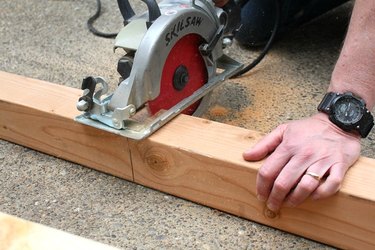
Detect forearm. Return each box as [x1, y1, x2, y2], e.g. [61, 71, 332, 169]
[330, 0, 375, 109]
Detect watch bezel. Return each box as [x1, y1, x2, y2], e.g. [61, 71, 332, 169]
[328, 92, 366, 132]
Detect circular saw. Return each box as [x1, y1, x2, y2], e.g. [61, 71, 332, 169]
[76, 0, 243, 140]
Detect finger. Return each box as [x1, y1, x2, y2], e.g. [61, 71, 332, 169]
[311, 164, 346, 200]
[256, 145, 292, 204]
[243, 124, 287, 161]
[284, 174, 320, 207]
[264, 156, 310, 212]
[285, 164, 331, 207]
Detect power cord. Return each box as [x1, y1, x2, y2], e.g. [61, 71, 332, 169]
[231, 0, 280, 77]
[87, 0, 118, 38]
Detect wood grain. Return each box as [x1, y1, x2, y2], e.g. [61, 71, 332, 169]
[0, 71, 133, 180]
[0, 212, 119, 250]
[130, 115, 375, 250]
[1, 71, 375, 249]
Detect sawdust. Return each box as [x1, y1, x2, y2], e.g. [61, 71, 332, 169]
[233, 77, 291, 132]
[205, 57, 326, 133]
[207, 105, 229, 118]
[204, 68, 295, 133]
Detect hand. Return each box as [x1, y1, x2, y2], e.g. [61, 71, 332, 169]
[243, 113, 361, 212]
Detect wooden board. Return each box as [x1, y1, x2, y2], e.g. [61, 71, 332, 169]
[1, 71, 375, 249]
[0, 72, 133, 180]
[0, 212, 119, 250]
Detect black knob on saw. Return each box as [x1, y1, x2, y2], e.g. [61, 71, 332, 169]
[173, 65, 189, 91]
[77, 76, 97, 111]
[117, 56, 133, 80]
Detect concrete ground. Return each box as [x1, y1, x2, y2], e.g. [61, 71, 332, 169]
[0, 0, 373, 249]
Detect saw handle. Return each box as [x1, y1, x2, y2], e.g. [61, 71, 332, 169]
[117, 0, 161, 27]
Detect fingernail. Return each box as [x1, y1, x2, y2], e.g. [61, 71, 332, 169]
[285, 201, 295, 208]
[311, 194, 319, 200]
[243, 148, 254, 155]
[267, 202, 278, 212]
[257, 194, 266, 202]
[243, 151, 250, 157]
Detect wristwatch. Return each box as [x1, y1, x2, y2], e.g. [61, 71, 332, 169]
[317, 92, 374, 138]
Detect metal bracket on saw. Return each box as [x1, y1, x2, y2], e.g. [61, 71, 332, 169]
[75, 55, 242, 140]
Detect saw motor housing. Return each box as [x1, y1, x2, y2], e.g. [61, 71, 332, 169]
[76, 0, 243, 139]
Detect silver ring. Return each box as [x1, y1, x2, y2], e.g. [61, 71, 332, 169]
[305, 171, 321, 181]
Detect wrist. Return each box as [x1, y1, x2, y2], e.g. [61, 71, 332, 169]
[313, 112, 362, 139]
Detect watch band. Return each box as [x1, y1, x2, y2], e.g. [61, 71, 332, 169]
[317, 92, 337, 113]
[359, 110, 374, 138]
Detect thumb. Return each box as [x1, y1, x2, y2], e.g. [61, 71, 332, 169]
[243, 124, 286, 161]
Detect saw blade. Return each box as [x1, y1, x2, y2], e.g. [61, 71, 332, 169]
[147, 33, 208, 115]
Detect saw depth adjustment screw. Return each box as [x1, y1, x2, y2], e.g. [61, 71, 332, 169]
[77, 99, 89, 111]
[129, 107, 136, 115]
[173, 65, 189, 91]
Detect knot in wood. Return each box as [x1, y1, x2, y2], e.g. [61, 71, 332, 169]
[264, 207, 279, 219]
[145, 151, 171, 172]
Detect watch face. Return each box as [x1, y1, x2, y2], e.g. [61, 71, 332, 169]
[333, 96, 363, 125]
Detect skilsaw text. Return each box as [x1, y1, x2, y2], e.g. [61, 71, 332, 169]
[165, 16, 203, 46]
